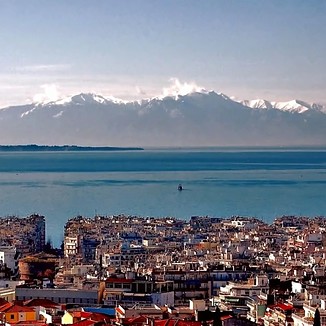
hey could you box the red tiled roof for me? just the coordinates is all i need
[23,298,59,308]
[276,303,293,311]
[0,303,35,313]
[72,311,92,318]
[268,303,293,312]
[81,311,93,319]
[71,320,95,326]
[123,315,147,325]
[87,312,111,322]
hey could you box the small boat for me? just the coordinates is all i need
[178,184,183,191]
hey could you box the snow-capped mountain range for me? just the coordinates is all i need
[240,98,325,114]
[0,90,325,146]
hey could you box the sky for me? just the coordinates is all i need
[0,0,326,107]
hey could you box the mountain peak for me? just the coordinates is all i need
[241,99,273,109]
[70,93,107,104]
[271,99,312,113]
[241,98,325,114]
[38,92,128,106]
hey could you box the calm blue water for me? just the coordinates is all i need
[0,148,325,247]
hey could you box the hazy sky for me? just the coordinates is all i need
[1,0,326,107]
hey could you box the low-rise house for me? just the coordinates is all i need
[61,309,112,325]
[62,310,93,324]
[23,298,61,324]
[0,302,38,324]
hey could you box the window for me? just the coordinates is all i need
[10,314,15,320]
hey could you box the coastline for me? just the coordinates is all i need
[0,144,144,152]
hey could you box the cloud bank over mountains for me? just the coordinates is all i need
[0,81,325,147]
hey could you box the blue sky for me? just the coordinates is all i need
[0,0,325,106]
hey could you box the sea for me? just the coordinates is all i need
[0,147,325,247]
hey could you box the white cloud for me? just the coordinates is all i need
[15,64,70,73]
[160,78,206,99]
[33,84,61,103]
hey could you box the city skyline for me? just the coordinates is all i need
[1,0,326,107]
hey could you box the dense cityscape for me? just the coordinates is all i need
[2,2,325,326]
[0,214,326,325]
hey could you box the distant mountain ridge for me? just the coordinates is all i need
[33,91,326,114]
[0,90,325,147]
[240,98,325,114]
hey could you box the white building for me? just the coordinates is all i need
[220,274,269,298]
[0,245,19,275]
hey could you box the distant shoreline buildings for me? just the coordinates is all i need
[0,144,144,152]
